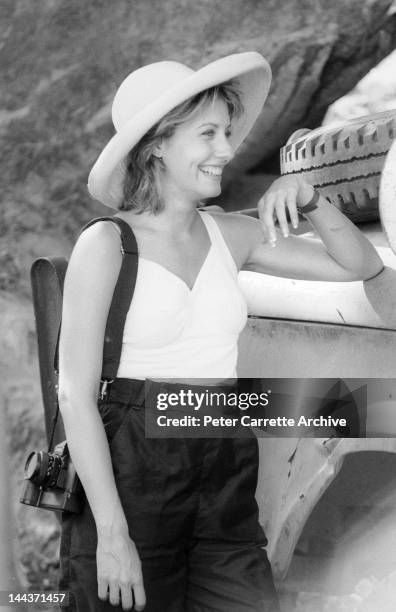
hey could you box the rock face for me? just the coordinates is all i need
[0,294,60,594]
[324,49,396,125]
[2,0,396,595]
[2,0,396,295]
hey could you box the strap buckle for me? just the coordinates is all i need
[99,378,114,400]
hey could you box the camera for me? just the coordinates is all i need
[20,441,83,514]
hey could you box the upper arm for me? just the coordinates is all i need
[58,221,123,402]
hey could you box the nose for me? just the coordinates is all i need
[214,133,234,162]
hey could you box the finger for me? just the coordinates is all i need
[120,583,133,610]
[259,194,277,246]
[257,192,276,219]
[286,189,299,229]
[256,194,267,224]
[133,580,146,610]
[98,579,109,602]
[108,581,120,607]
[263,210,277,246]
[274,197,289,238]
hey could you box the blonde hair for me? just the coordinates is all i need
[120,81,243,214]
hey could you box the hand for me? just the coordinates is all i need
[257,175,316,246]
[97,530,146,610]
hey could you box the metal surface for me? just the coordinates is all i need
[236,217,396,582]
[238,317,396,378]
[238,243,396,330]
[255,437,396,581]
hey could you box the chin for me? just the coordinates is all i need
[203,185,222,199]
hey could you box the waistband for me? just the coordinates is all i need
[103,377,239,407]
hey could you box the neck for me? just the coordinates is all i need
[157,180,201,233]
[119,194,204,238]
[159,198,201,234]
[137,179,205,236]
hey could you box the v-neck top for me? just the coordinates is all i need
[116,210,248,379]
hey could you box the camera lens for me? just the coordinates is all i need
[24,451,49,485]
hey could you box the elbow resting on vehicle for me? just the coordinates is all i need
[347,256,384,282]
[361,261,385,281]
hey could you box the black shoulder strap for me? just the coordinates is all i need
[31,257,68,447]
[80,216,139,381]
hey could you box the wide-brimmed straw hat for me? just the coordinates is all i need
[88,52,271,208]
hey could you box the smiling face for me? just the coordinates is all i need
[156,98,234,204]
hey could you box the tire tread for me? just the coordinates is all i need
[280,110,396,221]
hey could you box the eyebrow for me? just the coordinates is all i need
[197,122,232,129]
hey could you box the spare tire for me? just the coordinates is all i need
[280,110,396,222]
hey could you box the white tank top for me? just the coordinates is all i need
[116,210,247,379]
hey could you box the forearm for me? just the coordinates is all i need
[59,394,127,535]
[301,187,384,280]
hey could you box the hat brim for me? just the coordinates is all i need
[88,52,271,208]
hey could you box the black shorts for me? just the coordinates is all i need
[59,378,280,612]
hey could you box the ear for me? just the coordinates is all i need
[152,142,163,160]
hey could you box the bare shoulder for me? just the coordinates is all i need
[204,210,265,269]
[71,220,122,261]
[65,220,123,298]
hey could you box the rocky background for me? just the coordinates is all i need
[1,0,396,607]
[324,47,396,124]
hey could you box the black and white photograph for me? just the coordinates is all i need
[2,1,396,611]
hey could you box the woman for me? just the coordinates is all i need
[58,52,383,612]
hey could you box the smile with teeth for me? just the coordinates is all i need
[199,165,223,178]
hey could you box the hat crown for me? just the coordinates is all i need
[112,61,194,131]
